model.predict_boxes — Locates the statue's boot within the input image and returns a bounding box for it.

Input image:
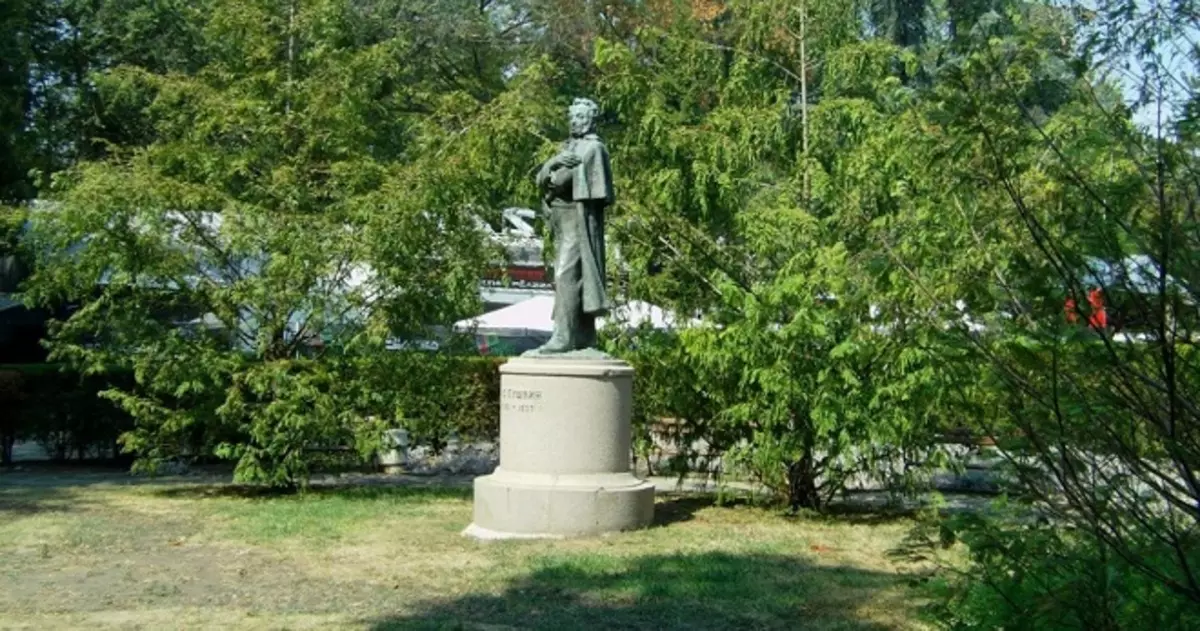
[533,310,601,355]
[529,313,577,354]
[532,333,574,354]
[576,314,597,349]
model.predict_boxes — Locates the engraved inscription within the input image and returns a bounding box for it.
[501,388,543,414]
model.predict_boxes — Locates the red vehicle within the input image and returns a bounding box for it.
[1087,287,1108,329]
[1064,287,1108,330]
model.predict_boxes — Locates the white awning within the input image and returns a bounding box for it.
[454,296,691,337]
[454,295,554,338]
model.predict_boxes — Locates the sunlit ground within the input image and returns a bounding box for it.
[0,470,943,630]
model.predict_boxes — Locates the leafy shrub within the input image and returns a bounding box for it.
[923,505,1200,630]
[112,352,502,487]
[0,205,26,260]
[607,327,728,479]
[207,359,387,487]
[0,369,24,463]
[0,363,135,463]
[375,353,501,449]
[0,354,499,476]
[610,314,958,511]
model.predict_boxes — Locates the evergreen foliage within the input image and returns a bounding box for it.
[5,0,1200,621]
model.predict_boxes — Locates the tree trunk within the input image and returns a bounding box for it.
[286,0,295,112]
[787,453,820,511]
[0,254,28,292]
[798,0,810,205]
[1,431,14,466]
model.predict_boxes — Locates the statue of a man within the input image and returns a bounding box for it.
[527,98,614,355]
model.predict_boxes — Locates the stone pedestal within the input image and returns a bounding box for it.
[377,428,409,474]
[464,356,655,539]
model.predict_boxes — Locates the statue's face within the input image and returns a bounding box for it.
[568,107,593,137]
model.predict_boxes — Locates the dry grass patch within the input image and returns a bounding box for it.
[1,474,941,630]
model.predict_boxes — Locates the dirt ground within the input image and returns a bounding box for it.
[1,465,951,630]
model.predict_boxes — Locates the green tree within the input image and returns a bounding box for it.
[879,2,1200,623]
[576,1,965,509]
[0,0,47,202]
[22,0,506,487]
[870,0,930,48]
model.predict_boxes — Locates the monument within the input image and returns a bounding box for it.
[464,98,655,539]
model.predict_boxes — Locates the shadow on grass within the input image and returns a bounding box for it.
[814,501,920,526]
[0,484,101,515]
[652,493,758,527]
[370,552,907,631]
[653,492,920,528]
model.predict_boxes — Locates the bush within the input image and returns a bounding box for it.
[111,351,502,486]
[609,317,957,511]
[0,363,136,463]
[607,328,729,479]
[922,505,1200,630]
[374,353,501,449]
[0,204,26,263]
[0,353,502,474]
[0,369,24,463]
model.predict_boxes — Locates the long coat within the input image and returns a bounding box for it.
[536,134,614,318]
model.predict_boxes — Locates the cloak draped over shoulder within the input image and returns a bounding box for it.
[536,133,614,331]
[568,136,615,205]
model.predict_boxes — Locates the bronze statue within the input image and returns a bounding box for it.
[526,98,614,355]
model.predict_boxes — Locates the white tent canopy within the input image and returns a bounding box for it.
[453,296,691,338]
[1082,254,1184,295]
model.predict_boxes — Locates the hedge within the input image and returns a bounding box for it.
[375,353,502,448]
[0,355,504,466]
[0,363,136,464]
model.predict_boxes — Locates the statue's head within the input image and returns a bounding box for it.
[568,98,599,138]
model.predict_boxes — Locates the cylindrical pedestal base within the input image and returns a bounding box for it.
[468,469,654,538]
[465,356,655,539]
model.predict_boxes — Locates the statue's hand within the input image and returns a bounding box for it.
[549,152,581,170]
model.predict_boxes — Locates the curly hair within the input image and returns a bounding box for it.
[569,97,600,122]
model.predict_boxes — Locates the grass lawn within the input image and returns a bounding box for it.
[0,470,942,630]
